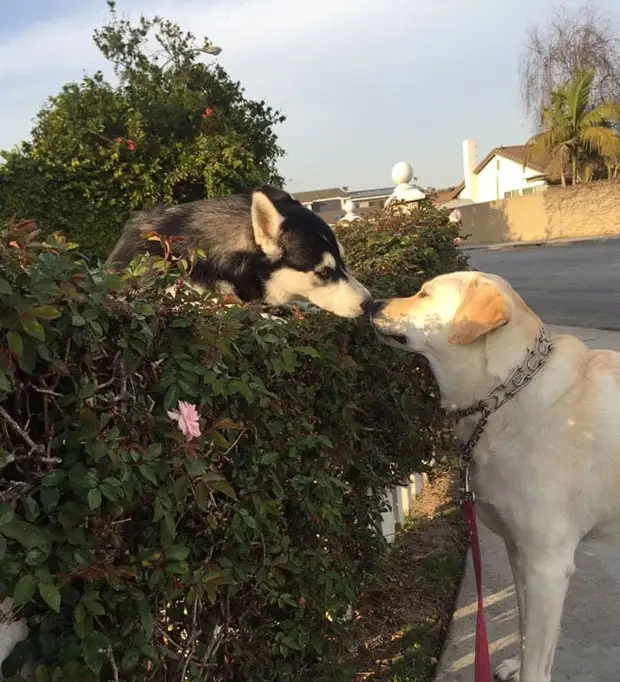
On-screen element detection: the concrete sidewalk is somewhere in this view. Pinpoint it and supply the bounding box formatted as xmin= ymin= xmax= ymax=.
xmin=434 ymin=325 xmax=620 ymax=681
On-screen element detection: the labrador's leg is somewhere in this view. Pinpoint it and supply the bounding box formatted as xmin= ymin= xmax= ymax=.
xmin=494 ymin=538 xmax=525 ymax=681
xmin=518 ymin=545 xmax=576 ymax=682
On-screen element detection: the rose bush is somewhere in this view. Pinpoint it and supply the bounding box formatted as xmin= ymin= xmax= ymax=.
xmin=0 ymin=200 xmax=465 ymax=681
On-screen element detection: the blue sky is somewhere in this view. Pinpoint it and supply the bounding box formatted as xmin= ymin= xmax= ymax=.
xmin=2 ymin=0 xmax=619 ymax=193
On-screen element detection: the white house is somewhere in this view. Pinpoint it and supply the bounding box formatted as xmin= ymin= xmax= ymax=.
xmin=445 ymin=139 xmax=550 ymax=206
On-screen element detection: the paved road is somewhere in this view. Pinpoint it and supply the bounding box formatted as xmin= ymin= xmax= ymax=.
xmin=468 ymin=240 xmax=620 ymax=331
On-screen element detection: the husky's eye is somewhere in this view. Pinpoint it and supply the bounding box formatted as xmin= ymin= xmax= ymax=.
xmin=315 ymin=267 xmax=334 ymax=281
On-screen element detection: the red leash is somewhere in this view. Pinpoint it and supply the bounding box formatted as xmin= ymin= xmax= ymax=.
xmin=463 ymin=499 xmax=492 ymax=682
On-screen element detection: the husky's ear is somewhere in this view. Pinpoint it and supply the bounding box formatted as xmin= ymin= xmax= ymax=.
xmin=251 ymin=190 xmax=285 ymax=260
xmin=447 ymin=279 xmax=511 ymax=345
xmin=257 ymin=185 xmax=300 ymax=207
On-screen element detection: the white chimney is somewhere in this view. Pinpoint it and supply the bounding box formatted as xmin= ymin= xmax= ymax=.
xmin=462 ymin=139 xmax=477 ymax=201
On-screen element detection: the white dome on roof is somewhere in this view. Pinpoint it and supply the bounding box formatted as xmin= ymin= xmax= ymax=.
xmin=391 ymin=161 xmax=414 ymax=185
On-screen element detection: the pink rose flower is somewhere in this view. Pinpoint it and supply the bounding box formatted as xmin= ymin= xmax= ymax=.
xmin=167 ymin=401 xmax=201 ymax=441
xmin=453 ymin=237 xmax=462 ymax=247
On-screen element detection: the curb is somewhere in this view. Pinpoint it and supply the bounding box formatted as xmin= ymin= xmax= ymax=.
xmin=460 ymin=234 xmax=620 ymax=252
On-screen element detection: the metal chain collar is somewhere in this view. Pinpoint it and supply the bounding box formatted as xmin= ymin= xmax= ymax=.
xmin=449 ymin=329 xmax=555 ymax=500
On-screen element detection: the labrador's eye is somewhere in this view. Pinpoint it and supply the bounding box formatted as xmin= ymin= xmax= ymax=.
xmin=418 ymin=290 xmax=430 ymax=299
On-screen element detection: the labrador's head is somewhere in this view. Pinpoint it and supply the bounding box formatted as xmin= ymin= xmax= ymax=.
xmin=368 ymin=271 xmax=542 ymax=400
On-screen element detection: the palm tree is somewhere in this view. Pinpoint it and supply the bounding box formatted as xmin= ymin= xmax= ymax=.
xmin=525 ymin=69 xmax=620 ymax=186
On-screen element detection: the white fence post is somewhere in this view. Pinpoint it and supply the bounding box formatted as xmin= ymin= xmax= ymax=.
xmin=380 ymin=472 xmax=426 ymax=543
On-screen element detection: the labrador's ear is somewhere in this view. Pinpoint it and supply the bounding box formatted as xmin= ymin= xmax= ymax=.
xmin=447 ymin=279 xmax=511 ymax=345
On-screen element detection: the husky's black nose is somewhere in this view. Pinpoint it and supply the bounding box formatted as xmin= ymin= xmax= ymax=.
xmin=363 ymin=299 xmax=387 ymax=317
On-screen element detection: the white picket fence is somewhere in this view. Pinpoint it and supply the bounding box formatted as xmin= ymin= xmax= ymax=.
xmin=379 ymin=472 xmax=428 ymax=542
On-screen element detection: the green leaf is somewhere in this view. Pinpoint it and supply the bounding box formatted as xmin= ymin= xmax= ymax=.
xmin=148 ymin=567 xmax=164 ymax=587
xmin=25 ymin=548 xmax=49 ymax=566
xmin=121 ymin=646 xmax=141 ymax=673
xmin=0 ymin=371 xmax=11 ymax=393
xmin=38 ymin=582 xmax=61 ymax=613
xmin=165 ymin=561 xmax=189 ymax=576
xmin=36 ymin=344 xmax=52 ymax=361
xmin=138 ymin=464 xmax=158 ymax=485
xmin=16 ymin=341 xmax=37 ymax=372
xmin=34 ymin=566 xmax=53 ymax=585
xmin=1 ymin=520 xmax=47 ymax=549
xmin=74 ymin=602 xmax=86 ymax=623
xmin=31 ymin=306 xmax=61 ymax=320
xmin=20 ymin=315 xmax=45 ymax=341
xmin=35 ymin=664 xmax=50 ymax=682
xmin=240 ymin=511 xmax=257 ymax=529
xmin=7 ymin=331 xmax=23 ymax=357
xmin=210 ymin=479 xmax=237 ymax=500
xmin=82 ymin=631 xmax=109 ymax=674
xmin=74 ymin=610 xmax=93 ymax=640
xmin=22 ymin=496 xmax=40 ymax=522
xmin=160 ymin=512 xmax=176 ymax=547
xmin=0 ymin=535 xmax=7 ymax=560
xmin=0 ymin=503 xmax=15 ymax=526
xmin=83 ymin=599 xmax=105 ymax=617
xmin=166 ymin=545 xmax=190 ymax=561
xmin=40 ymin=487 xmax=60 ymax=513
xmin=194 ymin=481 xmax=209 ymax=511
xmin=100 ymin=483 xmax=119 ymax=502
xmin=184 ymin=456 xmax=206 ymax=477
xmin=145 ymin=443 xmax=163 ymax=459
xmin=137 ymin=599 xmax=153 ymax=637
xmin=72 ymin=314 xmax=86 ymax=327
xmin=41 ymin=470 xmax=66 ymax=487
xmin=164 ymin=383 xmax=180 ymax=410
xmin=87 ymin=489 xmax=102 ymax=511
xmin=296 ymin=346 xmax=320 ymax=358
xmin=13 ymin=575 xmax=37 ymax=607
xmin=0 ymin=278 xmax=14 ymax=295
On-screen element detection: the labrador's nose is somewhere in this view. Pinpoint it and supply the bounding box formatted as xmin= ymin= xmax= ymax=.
xmin=363 ymin=299 xmax=387 ymax=317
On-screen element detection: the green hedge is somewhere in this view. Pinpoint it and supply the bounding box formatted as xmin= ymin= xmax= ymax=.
xmin=0 ymin=205 xmax=465 ymax=681
xmin=336 ymin=197 xmax=468 ymax=298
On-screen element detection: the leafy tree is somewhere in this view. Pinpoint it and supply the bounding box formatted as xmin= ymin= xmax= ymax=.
xmin=0 ymin=1 xmax=285 ymax=257
xmin=525 ymin=69 xmax=620 ymax=186
xmin=520 ymin=2 xmax=620 ymax=126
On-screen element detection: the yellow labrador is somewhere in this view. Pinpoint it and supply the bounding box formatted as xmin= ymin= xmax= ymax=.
xmin=369 ymin=270 xmax=620 ymax=682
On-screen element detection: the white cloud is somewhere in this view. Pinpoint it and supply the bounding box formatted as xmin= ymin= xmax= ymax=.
xmin=0 ymin=0 xmax=447 ymax=181
xmin=5 ymin=0 xmax=579 ymax=190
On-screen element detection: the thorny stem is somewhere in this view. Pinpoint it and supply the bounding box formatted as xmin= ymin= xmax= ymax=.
xmin=179 ymin=598 xmax=201 ymax=681
xmin=0 ymin=404 xmax=44 ymax=455
xmin=107 ymin=647 xmax=120 ymax=682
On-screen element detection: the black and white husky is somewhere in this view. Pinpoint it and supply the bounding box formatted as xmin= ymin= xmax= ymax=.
xmin=106 ymin=185 xmax=371 ymax=318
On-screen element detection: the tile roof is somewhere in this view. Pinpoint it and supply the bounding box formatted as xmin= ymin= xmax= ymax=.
xmin=292 ymin=188 xmax=347 ymax=203
xmin=429 ymin=187 xmax=458 ymax=205
xmin=347 ymin=186 xmax=394 ymax=200
xmin=448 ymin=144 xmax=551 ymax=200
xmin=475 ymin=145 xmax=548 ymax=175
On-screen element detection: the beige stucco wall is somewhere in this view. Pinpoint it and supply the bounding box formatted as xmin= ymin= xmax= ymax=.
xmin=458 ymin=181 xmax=620 ymax=245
